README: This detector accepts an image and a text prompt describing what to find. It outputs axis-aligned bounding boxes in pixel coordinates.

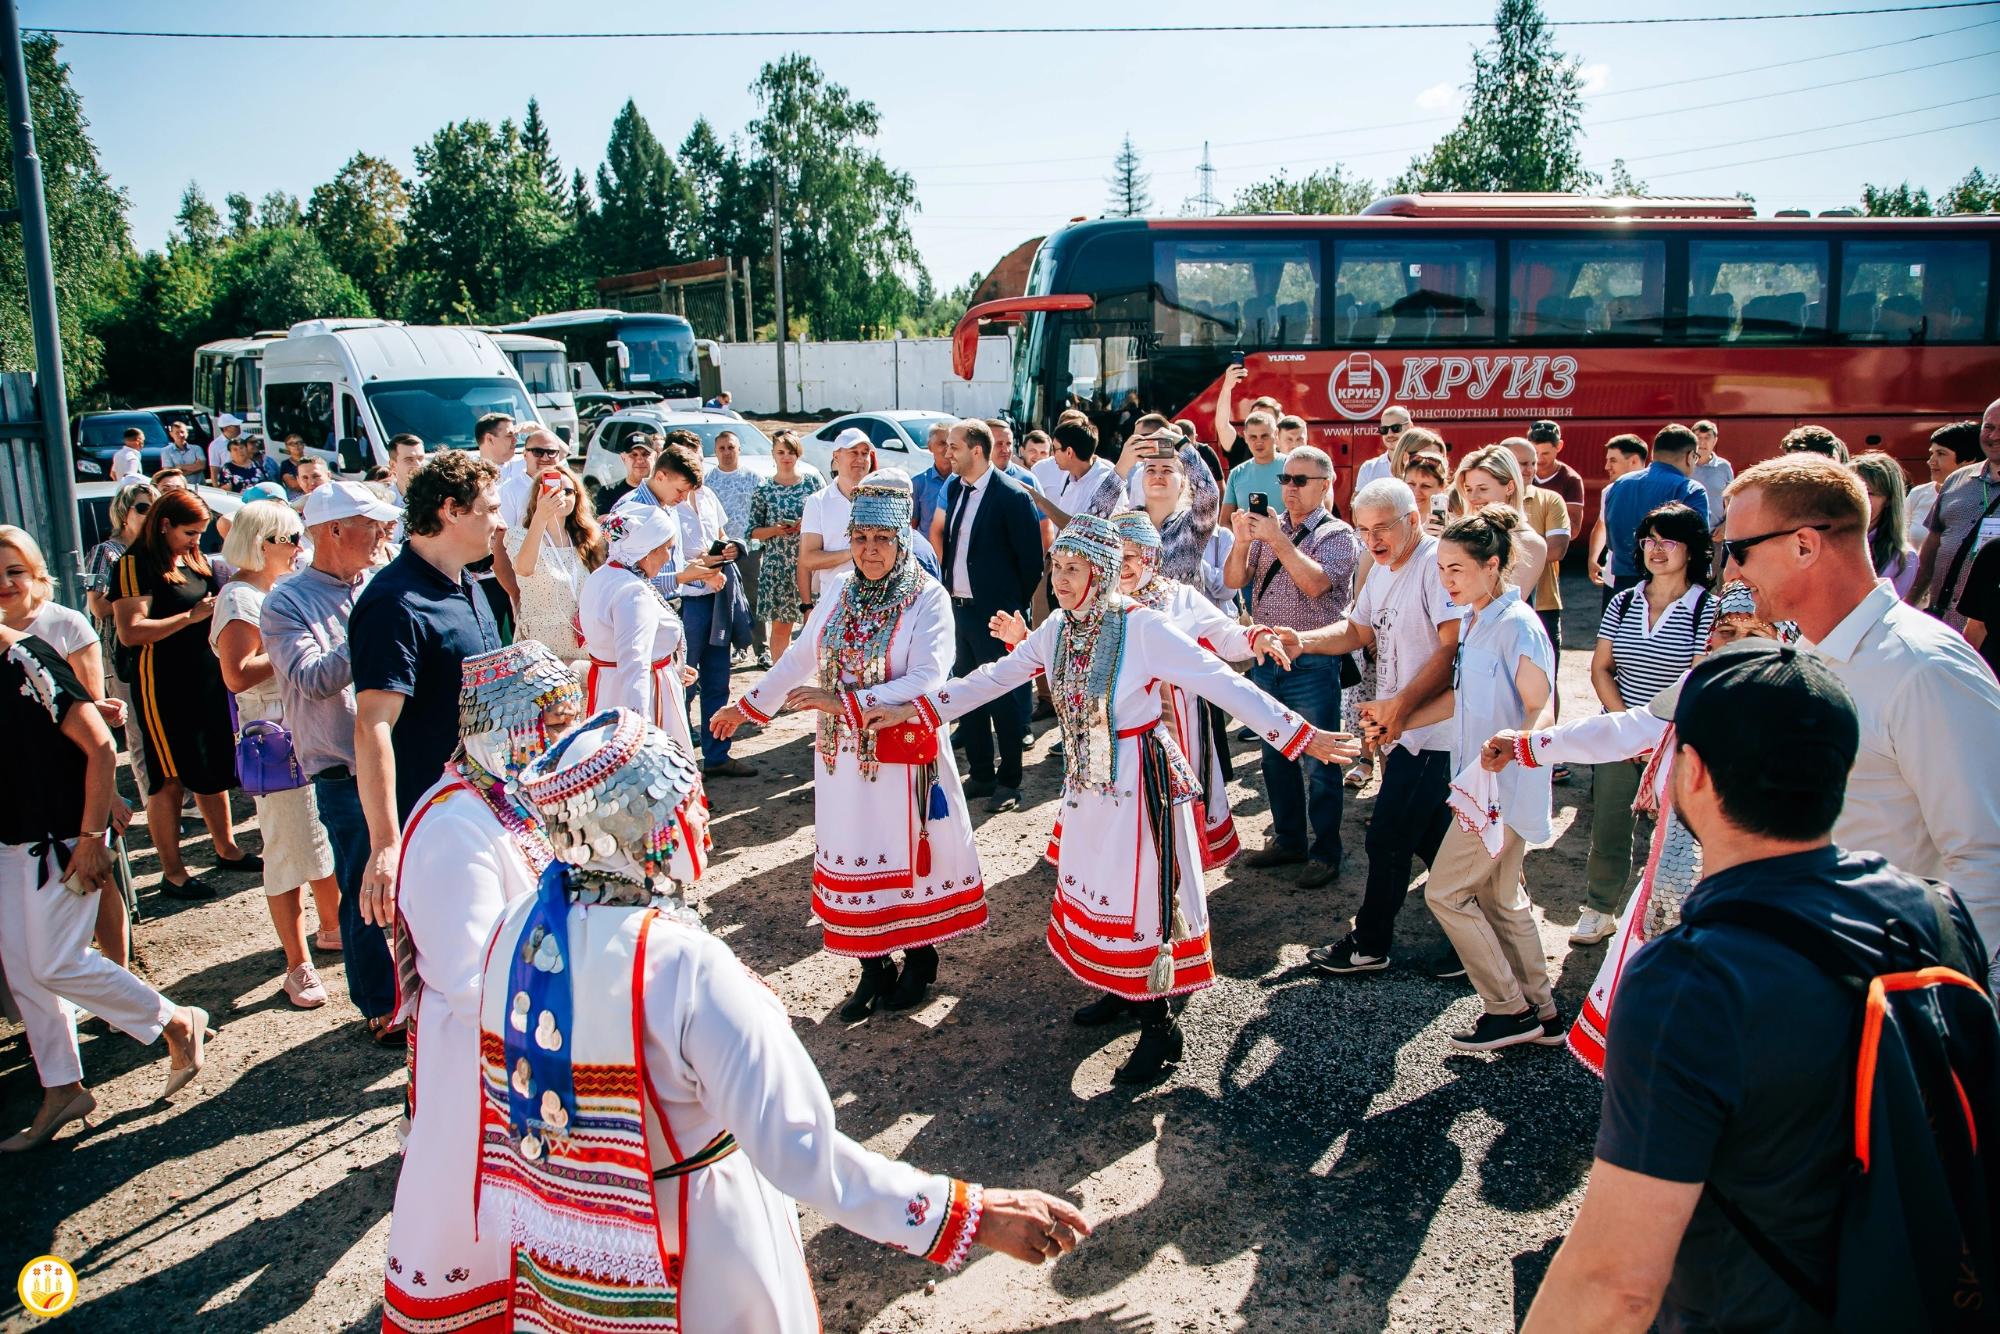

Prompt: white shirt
[943,473,990,598]
[1035,456,1113,513]
[110,445,142,482]
[1907,480,1939,549]
[1349,533,1464,755]
[207,435,235,470]
[1805,579,2000,966]
[799,483,855,598]
[1355,452,1393,490]
[1447,587,1555,844]
[671,486,730,599]
[25,601,96,661]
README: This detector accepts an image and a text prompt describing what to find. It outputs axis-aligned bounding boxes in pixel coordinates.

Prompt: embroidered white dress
[579,563,695,761]
[1046,580,1256,870]
[736,575,986,956]
[921,607,1312,999]
[478,902,985,1333]
[383,772,544,1331]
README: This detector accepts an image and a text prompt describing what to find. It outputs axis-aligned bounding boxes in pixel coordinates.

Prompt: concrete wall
[712,335,1014,418]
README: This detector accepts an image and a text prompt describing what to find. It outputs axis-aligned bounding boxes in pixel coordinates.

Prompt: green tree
[401,117,578,321]
[1862,169,1997,216]
[307,153,409,314]
[751,54,924,339]
[1942,167,1999,214]
[1106,134,1152,217]
[209,227,369,334]
[1227,165,1374,215]
[520,97,567,207]
[1603,159,1647,196]
[678,116,759,264]
[0,35,131,394]
[225,191,256,238]
[174,182,221,253]
[590,100,696,275]
[1395,0,1595,193]
[905,270,982,336]
[258,190,303,230]
[1861,181,1933,216]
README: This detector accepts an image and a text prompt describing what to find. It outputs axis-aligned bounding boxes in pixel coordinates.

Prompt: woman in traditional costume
[868,515,1357,1084]
[999,509,1291,871]
[710,475,985,1020]
[477,708,1087,1332]
[380,640,585,1332]
[578,506,698,761]
[1479,581,1784,1074]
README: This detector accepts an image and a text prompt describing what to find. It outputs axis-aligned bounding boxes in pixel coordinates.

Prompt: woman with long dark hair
[1575,501,1716,945]
[109,487,254,900]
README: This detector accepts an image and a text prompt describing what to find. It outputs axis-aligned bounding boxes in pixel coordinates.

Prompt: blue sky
[28,1,2000,291]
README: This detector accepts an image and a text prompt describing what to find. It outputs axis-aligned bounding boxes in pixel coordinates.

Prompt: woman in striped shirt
[1575,501,1716,945]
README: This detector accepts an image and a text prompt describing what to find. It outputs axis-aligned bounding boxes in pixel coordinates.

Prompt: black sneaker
[1428,948,1467,980]
[159,875,218,902]
[962,777,996,800]
[1308,938,1388,975]
[1534,1008,1569,1046]
[1449,1009,1544,1051]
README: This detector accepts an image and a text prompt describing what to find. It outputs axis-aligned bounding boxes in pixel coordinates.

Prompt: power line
[1598,91,2000,167]
[31,3,2000,40]
[1647,113,2000,179]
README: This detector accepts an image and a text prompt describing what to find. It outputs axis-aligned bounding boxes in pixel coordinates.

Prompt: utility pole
[1192,142,1219,217]
[771,169,788,415]
[0,0,81,604]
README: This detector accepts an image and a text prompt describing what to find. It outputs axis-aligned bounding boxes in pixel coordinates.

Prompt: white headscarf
[601,506,677,568]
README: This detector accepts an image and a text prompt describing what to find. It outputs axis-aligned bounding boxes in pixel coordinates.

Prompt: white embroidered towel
[1447,762,1506,858]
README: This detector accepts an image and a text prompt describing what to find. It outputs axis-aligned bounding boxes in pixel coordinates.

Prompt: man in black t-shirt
[1956,536,2000,677]
[1523,640,1986,1332]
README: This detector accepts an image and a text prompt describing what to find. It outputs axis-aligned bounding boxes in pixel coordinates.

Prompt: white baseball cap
[831,427,873,454]
[216,414,243,430]
[303,480,402,526]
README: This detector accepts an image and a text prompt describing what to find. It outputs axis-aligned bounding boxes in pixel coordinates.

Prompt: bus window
[1839,239,1990,344]
[1331,239,1494,344]
[1510,239,1665,341]
[1153,238,1320,349]
[1687,239,1828,343]
[1062,334,1141,411]
[266,381,335,454]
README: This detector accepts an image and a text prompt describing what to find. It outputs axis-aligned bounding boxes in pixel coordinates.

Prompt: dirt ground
[4,576,1617,1334]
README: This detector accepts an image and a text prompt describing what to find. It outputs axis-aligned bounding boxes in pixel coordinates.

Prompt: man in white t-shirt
[207,414,244,482]
[797,426,872,606]
[1354,404,1413,492]
[1287,477,1465,975]
[110,426,144,483]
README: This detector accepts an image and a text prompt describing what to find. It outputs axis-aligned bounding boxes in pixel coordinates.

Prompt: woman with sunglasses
[507,461,606,664]
[110,488,258,900]
[1577,502,1716,947]
[211,500,342,1006]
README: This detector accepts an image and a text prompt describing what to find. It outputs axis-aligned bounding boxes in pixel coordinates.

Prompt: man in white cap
[262,479,404,1041]
[797,426,874,610]
[206,414,244,485]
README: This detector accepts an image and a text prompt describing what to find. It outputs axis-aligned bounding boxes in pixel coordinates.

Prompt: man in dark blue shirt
[350,450,503,936]
[1523,640,1987,1332]
[1601,423,1710,591]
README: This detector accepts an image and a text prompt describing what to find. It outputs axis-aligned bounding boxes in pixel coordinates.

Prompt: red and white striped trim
[1279,719,1314,762]
[382,1275,510,1333]
[840,690,866,731]
[736,693,773,725]
[923,1179,984,1270]
[913,694,944,731]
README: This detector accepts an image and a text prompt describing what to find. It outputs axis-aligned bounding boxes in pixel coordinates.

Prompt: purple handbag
[228,694,307,797]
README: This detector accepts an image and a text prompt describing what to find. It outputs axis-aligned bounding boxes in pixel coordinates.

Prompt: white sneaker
[283,962,328,1008]
[1569,908,1617,944]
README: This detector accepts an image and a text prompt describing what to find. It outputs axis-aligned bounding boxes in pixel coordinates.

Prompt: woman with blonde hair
[1452,445,1549,597]
[212,501,341,1004]
[1849,451,1920,599]
[505,461,605,662]
[110,488,255,900]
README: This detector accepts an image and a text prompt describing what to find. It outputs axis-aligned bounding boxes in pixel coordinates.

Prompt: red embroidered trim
[841,690,865,731]
[1515,733,1538,768]
[914,695,943,730]
[1280,720,1313,762]
[738,694,772,725]
[924,1179,984,1269]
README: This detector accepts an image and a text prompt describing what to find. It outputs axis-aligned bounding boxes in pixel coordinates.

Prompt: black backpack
[1695,893,2000,1331]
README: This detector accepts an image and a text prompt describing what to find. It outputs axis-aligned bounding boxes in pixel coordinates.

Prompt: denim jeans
[314,772,395,1020]
[1249,654,1343,866]
[1352,746,1454,956]
[676,595,735,768]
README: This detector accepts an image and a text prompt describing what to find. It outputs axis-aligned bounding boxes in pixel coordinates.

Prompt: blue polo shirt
[1598,845,1982,1332]
[1602,461,1710,580]
[911,465,952,538]
[349,544,502,820]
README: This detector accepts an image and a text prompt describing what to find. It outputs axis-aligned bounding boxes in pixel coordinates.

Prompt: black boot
[882,945,938,1011]
[1113,1001,1184,1085]
[1072,992,1135,1027]
[839,956,899,1022]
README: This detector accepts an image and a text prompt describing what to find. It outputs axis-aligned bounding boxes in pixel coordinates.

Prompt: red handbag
[874,719,939,765]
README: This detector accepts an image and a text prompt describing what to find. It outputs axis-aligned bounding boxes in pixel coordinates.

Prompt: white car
[801,410,956,480]
[579,407,822,499]
[74,480,244,556]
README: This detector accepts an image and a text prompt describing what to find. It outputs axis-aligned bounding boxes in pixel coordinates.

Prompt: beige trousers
[1424,823,1554,1018]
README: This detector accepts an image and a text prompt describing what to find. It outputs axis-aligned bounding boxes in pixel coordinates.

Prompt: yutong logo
[1326,352,1579,420]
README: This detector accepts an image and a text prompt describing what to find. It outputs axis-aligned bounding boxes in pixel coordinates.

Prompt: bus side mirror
[337,437,368,474]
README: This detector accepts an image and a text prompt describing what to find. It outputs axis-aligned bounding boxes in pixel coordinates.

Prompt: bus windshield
[615,322,699,395]
[364,379,538,453]
[511,349,569,397]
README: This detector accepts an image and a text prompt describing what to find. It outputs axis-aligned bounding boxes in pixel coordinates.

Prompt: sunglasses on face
[1379,424,1406,437]
[1721,522,1835,565]
[1277,473,1327,487]
[525,447,564,460]
[131,501,151,514]
[265,533,302,547]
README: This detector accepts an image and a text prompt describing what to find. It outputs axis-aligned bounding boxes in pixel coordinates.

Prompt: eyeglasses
[525,446,564,460]
[1721,522,1835,565]
[1379,424,1406,437]
[265,533,302,547]
[1277,473,1328,487]
[1354,515,1413,540]
[1639,536,1685,551]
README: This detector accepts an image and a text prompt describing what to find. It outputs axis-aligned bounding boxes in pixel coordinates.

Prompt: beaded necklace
[455,754,554,874]
[815,551,921,776]
[1050,578,1131,795]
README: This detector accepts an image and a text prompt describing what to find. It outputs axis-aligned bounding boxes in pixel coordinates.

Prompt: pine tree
[1396,0,1594,193]
[1106,134,1153,217]
[590,100,695,274]
[521,97,567,206]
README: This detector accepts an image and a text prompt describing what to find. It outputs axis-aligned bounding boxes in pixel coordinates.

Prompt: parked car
[579,407,821,500]
[71,410,172,481]
[576,389,663,433]
[74,479,243,556]
[139,404,215,448]
[802,410,955,479]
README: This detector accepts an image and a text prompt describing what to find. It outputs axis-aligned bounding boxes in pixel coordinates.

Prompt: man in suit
[939,417,1044,812]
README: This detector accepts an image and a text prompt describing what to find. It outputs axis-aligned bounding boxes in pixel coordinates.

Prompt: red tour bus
[953,193,1999,520]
